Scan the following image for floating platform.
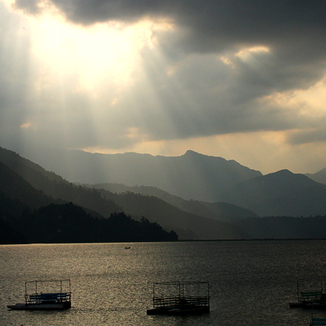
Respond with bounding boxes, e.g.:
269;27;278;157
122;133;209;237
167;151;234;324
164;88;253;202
147;281;210;316
7;279;71;310
290;279;326;309
289;300;326;309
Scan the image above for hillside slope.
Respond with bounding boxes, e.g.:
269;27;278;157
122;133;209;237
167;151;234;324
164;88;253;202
0;147;122;217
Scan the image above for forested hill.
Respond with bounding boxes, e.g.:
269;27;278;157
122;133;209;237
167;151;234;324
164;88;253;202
0;192;178;244
5;203;178;243
0;152;178;243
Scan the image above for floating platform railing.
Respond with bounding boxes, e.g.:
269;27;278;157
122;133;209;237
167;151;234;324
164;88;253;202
153;295;210;308
24;279;71;304
299;292;323;303
28;292;71;304
147;281;210;315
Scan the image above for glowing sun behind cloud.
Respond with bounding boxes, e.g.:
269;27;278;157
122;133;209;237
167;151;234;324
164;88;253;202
31;20;159;92
4;0;170;92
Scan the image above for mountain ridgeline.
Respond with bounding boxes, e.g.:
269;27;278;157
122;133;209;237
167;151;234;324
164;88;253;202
218;169;326;217
2;146;326;242
17;148;263;202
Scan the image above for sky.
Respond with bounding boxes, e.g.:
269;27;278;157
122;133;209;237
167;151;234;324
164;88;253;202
1;0;326;174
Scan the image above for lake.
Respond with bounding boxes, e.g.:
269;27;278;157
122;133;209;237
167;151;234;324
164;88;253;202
1;240;325;325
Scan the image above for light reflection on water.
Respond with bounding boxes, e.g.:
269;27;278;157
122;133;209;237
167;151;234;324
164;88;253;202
1;240;326;325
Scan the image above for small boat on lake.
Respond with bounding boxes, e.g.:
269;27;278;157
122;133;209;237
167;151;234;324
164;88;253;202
7;279;71;310
147;281;210;315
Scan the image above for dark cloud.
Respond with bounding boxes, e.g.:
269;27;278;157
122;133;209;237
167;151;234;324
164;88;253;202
14;1;326;49
105;47;303;143
12;1;326;90
14;0;42;14
110;36;325;143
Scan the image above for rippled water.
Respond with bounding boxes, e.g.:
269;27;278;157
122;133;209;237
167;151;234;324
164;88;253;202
1;240;326;325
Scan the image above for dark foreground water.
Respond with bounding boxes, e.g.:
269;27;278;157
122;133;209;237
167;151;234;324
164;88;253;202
1;240;326;325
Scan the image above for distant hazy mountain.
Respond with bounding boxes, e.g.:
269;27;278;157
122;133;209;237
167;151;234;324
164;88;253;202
91;183;258;222
218;169;326;216
306;168;326;185
0;147;249;240
18;147;262;202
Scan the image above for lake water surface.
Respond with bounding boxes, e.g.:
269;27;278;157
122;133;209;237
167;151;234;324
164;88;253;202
1;240;326;325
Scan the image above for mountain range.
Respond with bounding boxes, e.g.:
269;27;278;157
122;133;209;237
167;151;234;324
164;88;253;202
0;147;249;240
2;146;326;241
17;146;326;216
16;148;262;202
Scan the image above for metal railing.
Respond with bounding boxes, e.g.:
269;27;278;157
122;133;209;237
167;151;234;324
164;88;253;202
153;295;210;308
